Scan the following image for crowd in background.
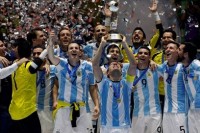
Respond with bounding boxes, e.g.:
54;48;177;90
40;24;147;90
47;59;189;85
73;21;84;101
0;0;105;47
0;0;200;49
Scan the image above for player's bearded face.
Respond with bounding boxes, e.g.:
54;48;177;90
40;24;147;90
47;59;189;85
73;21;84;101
177;45;185;62
132;30;144;44
108;62;122;77
110;69;122;77
95;25;107;43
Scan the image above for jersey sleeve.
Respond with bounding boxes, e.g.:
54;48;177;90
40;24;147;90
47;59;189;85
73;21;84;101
0;62;18;79
157;62;167;77
192;60;200;75
85;61;96;85
83;45;92;59
150;23;163;58
97;76;106;93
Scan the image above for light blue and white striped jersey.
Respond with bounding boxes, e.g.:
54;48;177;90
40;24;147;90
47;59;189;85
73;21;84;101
98;76;132;128
158;62;189;113
83;42;98;59
133;68;161;116
54;46;68;58
37;65;56;111
182;59;200;109
56;58;95;103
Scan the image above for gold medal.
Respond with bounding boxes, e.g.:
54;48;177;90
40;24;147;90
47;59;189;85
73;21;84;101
117;98;121;103
132;86;136;91
194;76;197;80
67;76;71;82
77;71;81;77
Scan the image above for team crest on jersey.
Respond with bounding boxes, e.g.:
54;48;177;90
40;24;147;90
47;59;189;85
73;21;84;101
193;76;197;80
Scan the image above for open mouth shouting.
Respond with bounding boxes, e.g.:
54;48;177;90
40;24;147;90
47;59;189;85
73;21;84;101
133;35;140;42
165;51;173;60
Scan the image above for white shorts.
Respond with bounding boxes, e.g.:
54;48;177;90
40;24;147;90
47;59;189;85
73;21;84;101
37;109;54;133
100;126;131;133
53;106;91;133
163;113;188;133
131;114;162;133
86;112;95;133
188;108;200;133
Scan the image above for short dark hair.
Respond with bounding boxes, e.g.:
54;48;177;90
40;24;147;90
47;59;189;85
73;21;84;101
66;42;80;52
107;61;123;69
27;27;43;46
106;44;120;54
32;45;45;51
163;29;177;40
181;42;197;61
167;41;180;48
132;27;146;39
57;27;72;40
138;45;151;56
14;38;32;58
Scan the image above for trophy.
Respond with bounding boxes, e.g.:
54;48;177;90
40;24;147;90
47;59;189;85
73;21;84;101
108;0;119;30
101;0;123;64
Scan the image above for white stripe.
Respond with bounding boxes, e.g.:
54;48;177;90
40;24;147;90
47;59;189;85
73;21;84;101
31;62;38;69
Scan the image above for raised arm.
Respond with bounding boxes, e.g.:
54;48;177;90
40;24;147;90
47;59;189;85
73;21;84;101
104;3;112;31
0;56;9;67
149;0;161;24
29;48;48;74
121;35;137;76
92;36;107;82
47;32;60;65
149;0;164;55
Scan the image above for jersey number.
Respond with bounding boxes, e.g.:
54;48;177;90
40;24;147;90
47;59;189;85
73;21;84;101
142;79;147;87
180;126;185;133
157;126;161;133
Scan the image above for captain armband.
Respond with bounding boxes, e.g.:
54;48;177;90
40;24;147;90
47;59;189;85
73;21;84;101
153;11;160;22
126;74;135;82
105;17;111;27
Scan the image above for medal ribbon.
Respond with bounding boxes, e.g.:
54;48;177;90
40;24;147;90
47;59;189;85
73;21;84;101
66;63;80;84
112;82;121;99
165;64;177;84
133;68;148;86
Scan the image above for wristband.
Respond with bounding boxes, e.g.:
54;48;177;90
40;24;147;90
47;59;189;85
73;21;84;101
153;11;160;21
39;49;47;60
31;62;38;69
105;17;111;26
